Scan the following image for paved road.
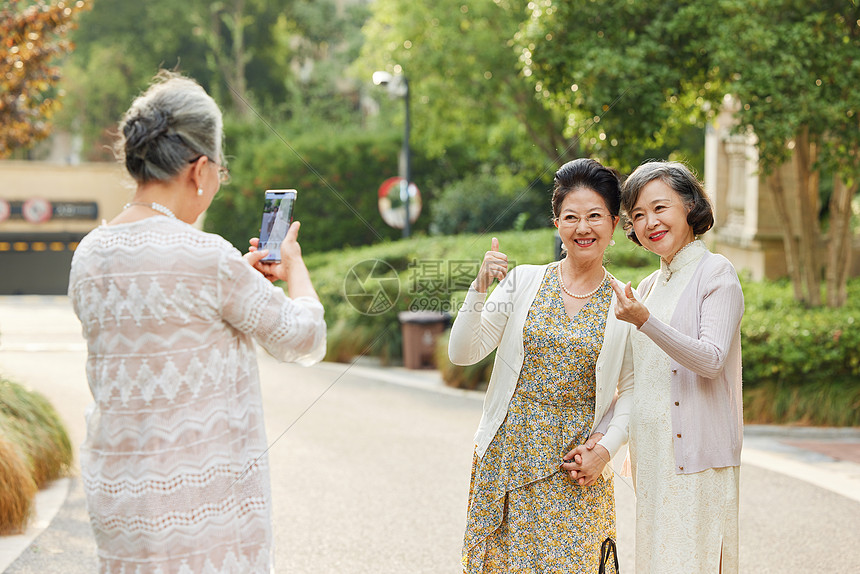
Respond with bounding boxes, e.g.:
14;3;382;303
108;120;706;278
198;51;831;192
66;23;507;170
1;297;859;572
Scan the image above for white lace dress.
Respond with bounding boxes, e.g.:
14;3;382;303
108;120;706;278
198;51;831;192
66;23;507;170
68;216;326;574
629;241;739;573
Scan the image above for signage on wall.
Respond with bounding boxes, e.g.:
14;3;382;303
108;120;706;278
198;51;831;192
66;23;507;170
22;198;53;223
0;200;99;223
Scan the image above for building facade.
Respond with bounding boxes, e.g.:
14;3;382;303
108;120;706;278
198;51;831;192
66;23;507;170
705;98;860;281
0;161;127;294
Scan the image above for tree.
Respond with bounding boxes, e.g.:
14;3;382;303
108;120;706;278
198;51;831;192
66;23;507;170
58;0;370;158
712;0;860;307
356;0;578;179
520;0;859;307
56;0;211;158
0;0;89;157
516;0;720;174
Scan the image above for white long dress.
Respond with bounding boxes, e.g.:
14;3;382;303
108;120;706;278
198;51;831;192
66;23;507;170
629;240;739;573
68;216;326;574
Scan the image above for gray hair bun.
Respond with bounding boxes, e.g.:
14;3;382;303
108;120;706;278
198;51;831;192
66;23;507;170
116;70;223;184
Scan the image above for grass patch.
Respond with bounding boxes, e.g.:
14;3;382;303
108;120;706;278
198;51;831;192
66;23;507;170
744;380;860;426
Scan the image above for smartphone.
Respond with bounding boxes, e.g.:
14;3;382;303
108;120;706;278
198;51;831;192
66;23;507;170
258;189;297;263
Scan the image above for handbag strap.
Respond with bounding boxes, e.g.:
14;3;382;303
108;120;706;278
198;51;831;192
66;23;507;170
599;537;619;574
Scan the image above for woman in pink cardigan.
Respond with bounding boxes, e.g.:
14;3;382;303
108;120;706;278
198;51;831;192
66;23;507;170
611;161;744;573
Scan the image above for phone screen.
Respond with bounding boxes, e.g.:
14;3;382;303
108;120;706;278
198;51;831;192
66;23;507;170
258;189;297;262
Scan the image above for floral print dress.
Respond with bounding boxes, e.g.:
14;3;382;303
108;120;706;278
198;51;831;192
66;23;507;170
463;265;617;573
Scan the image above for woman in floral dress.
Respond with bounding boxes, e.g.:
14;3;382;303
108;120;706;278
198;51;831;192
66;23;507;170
448;158;634;573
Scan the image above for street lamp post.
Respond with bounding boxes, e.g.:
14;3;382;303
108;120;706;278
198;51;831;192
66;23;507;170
401;76;411;238
373;71;412;238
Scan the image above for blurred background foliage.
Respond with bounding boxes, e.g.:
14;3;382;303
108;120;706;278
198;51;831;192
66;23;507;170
0;0;89;156
5;0;859;423
39;0;729;252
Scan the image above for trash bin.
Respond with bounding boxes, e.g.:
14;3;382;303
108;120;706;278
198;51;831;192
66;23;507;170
398;310;451;369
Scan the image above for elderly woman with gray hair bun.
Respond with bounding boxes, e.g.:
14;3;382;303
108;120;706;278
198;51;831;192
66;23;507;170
68;70;326;573
610;160;744;573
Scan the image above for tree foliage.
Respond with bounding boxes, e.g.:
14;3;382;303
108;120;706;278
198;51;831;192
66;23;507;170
516;0;719;173
520;0;859;307
0;0;88;157
711;0;860;307
356;0;576;179
57;0;368;158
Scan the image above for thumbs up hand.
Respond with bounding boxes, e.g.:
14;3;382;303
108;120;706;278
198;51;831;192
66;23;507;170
475;237;508;293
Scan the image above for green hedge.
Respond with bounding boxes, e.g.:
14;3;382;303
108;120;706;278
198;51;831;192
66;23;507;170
305;231;860;425
206;125;404;253
307;227;655;367
741;280;860;389
429;173;549;235
205;120;484;253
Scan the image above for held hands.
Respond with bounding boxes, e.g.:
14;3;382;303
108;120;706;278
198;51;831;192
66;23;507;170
475;237;508;293
245;221;305;283
560;432;609;487
611;278;650;328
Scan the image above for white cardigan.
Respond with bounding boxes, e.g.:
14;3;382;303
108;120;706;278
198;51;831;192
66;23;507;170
448;262;634;478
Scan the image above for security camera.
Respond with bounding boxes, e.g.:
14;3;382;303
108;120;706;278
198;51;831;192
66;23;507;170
372;71;393;86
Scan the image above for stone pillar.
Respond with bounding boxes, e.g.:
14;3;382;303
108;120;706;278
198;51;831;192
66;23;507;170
723;134;749;233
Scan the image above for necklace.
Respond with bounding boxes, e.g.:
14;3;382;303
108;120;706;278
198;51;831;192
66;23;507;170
557;261;608;299
124;201;177;219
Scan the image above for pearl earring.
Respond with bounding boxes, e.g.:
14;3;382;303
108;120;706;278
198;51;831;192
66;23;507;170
197;188;203;196
609;239;616;246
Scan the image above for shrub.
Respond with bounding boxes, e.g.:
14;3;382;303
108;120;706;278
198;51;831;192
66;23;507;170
206;126;405;253
429;173;548;235
206;120;484;254
740;279;860;389
307;232;860;426
308;228;653;366
744;380;860;426
0;378;73;534
0;435;37;535
0;379;73;487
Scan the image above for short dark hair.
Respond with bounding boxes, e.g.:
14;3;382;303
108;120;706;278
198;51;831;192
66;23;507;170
552;158;621;220
620;161;714;246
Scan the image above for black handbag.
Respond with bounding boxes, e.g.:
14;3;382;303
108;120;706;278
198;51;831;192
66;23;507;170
598;537;619;574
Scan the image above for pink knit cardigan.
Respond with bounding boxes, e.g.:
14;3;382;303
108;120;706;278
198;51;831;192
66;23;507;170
636;250;745;474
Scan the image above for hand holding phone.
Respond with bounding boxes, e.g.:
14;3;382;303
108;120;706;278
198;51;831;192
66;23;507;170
258;189;297;263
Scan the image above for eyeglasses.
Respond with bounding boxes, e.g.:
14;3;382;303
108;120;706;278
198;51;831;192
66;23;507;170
188;155;231;184
555;212;614;227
